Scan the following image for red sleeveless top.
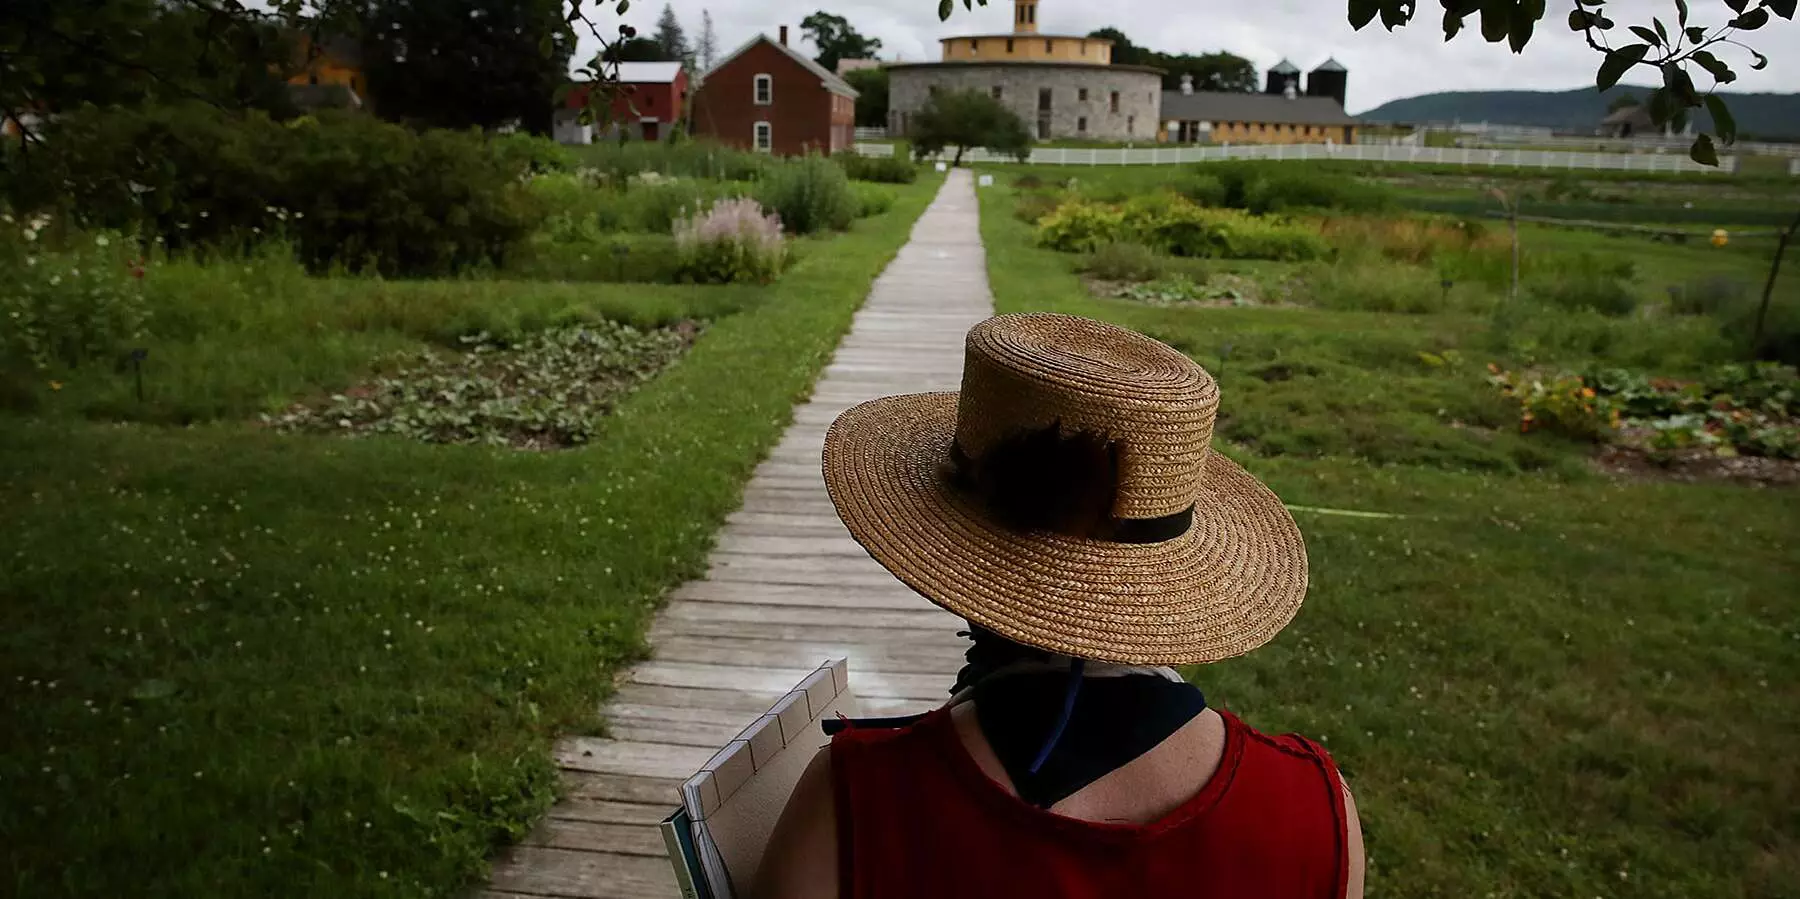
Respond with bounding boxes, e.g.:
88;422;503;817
830;707;1349;899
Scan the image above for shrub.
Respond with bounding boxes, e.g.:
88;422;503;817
0;223;150;373
506;233;683;283
1036;200;1128;253
1082;242;1168;282
1177;173;1228;207
838;153;918;184
572;140;768;182
5;104;542;276
491;132;576;174
1014;174;1045;190
1013;191;1062;225
755;155;857;235
673;197;787;284
1302;261;1453;314
1319;215;1498;265
1528;270;1638;317
1203;162;1395;214
1670;275;1751;316
851;182;896;218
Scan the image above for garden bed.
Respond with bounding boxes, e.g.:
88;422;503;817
269;320;702;449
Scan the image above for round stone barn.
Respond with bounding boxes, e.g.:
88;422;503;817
886;0;1162;143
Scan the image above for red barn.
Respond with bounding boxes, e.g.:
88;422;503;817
558;62;690;144
690;28;858;155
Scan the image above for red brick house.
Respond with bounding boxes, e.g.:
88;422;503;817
557;62;690;144
691;27;858;155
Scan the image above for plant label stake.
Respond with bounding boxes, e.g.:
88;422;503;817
130;348;148;402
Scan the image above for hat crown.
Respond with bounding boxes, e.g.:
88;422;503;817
953;314;1219;520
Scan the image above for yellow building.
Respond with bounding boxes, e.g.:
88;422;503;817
286;35;367;110
938;0;1113;64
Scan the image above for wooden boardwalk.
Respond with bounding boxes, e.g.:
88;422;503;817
481;170;994;899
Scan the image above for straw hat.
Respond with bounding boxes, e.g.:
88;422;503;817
822;313;1307;666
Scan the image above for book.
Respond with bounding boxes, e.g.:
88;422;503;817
662;657;859;899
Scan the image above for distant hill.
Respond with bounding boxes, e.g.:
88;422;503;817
1356;87;1800;141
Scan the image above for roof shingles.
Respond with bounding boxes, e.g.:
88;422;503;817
1161;91;1360;127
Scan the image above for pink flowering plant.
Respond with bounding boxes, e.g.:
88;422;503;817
672;197;787;285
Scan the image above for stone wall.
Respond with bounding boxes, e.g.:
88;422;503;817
889;63;1162;143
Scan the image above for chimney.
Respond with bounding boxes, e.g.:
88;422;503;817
1180;73;1194;96
779;25;788;46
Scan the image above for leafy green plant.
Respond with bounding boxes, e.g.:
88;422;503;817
1013;191;1063;225
0;222;149;374
1082;242;1168;282
1527;267;1639;317
850;182;896;218
837;153;918;184
270;321;696;447
491;132;576;174
571;139;769;182
1304;260;1462;314
1035;200;1127;253
755;155;857;235
1489;367;1618;440
4;103;545;276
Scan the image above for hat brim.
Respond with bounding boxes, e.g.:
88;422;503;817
822;392;1308;666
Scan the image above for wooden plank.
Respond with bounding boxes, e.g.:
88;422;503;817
710;534;870;557
606;718;744;748
630;661;947;702
558;771;684;806
553;738;716;779
488;846;680;899
545;800;672;827
662;601;958;631
525;819;669;858
647;617;960;647
704;567;902;589
652;636;964;675
609;682;787;714
666;581;924;610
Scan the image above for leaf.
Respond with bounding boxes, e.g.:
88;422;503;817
1480;0;1513;42
1508;0;1545;51
1655;16;1669;42
1690;133;1718;166
1770;0;1798;19
1722;0;1748;11
938;0;952;21
1349;0;1382;28
615;0;628;13
1685;26;1707;43
1691;49;1737;84
1674;0;1688;27
1629;25;1661;45
1379;0;1411;29
1729;7;1769;28
1596;43;1649;90
1706;95;1737;143
1662;62;1698;105
1574;0;1605;5
1567;8;1592;30
1750;48;1769;70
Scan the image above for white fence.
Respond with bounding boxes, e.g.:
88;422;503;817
855;141;1741;174
1436;130;1800;159
1792;157;1800;177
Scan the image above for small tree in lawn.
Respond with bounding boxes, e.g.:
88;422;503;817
909;90;1031;166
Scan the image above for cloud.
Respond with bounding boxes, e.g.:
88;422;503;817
576;0;1798;113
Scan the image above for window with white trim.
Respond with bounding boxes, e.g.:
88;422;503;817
753;121;772;152
753;74;772;105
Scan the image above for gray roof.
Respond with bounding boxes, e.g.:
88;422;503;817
1162;91;1360;126
707;34;858;98
1311;57;1347;72
1269;59;1300;74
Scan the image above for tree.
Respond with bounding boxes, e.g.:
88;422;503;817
361;0;573;134
1085;28;1254;92
1607;91;1642;112
603;36;665;62
909;89;1031;166
2;0;300;135
1087;27;1150;66
801;11;883;73
652;4;692;70
697;10;719;72
1342;0;1795;165
844;67;889;128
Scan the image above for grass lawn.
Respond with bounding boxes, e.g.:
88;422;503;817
976;171;1799;898
0;174;944;898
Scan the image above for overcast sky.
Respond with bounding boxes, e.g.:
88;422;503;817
574;0;1798;113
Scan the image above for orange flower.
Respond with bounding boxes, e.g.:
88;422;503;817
1580;387;1596;399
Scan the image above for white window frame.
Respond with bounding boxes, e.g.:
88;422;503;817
753;74;772;105
753;121;772;153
